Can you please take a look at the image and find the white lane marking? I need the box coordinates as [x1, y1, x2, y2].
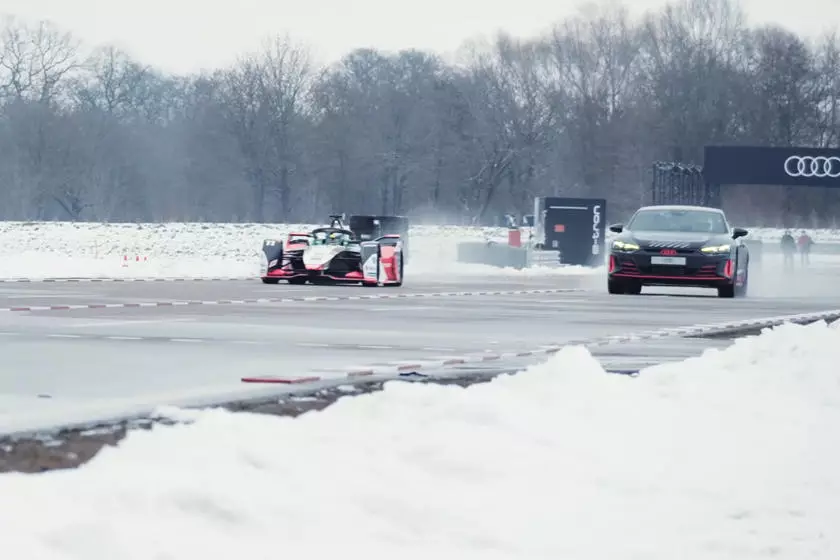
[366, 306, 442, 312]
[105, 336, 142, 341]
[253, 288, 318, 293]
[66, 318, 198, 328]
[0, 332, 19, 336]
[357, 345, 393, 350]
[47, 334, 82, 338]
[522, 298, 591, 304]
[170, 338, 203, 343]
[4, 294, 88, 299]
[421, 347, 457, 352]
[230, 340, 262, 345]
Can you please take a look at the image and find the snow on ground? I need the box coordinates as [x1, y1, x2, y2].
[0, 221, 601, 279]
[0, 220, 838, 280]
[745, 227, 840, 243]
[2, 320, 838, 559]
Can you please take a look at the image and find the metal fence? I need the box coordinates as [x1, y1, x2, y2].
[650, 161, 721, 207]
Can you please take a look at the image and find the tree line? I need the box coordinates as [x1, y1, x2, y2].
[0, 0, 838, 227]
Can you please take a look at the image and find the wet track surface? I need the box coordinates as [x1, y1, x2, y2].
[0, 261, 837, 431]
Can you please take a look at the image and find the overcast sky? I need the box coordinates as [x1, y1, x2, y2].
[0, 0, 836, 74]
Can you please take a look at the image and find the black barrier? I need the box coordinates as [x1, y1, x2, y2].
[457, 242, 528, 269]
[348, 215, 410, 258]
[349, 215, 409, 240]
[533, 197, 606, 266]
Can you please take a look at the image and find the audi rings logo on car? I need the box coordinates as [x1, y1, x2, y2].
[784, 156, 840, 178]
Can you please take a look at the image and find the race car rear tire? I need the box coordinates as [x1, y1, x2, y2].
[389, 253, 404, 287]
[261, 278, 280, 284]
[288, 277, 307, 285]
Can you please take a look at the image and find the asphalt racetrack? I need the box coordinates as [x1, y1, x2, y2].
[0, 259, 836, 432]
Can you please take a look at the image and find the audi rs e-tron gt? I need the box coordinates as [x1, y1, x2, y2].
[260, 215, 404, 286]
[607, 205, 749, 298]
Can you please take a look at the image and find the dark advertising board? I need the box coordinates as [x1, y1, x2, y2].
[533, 197, 606, 266]
[704, 145, 840, 188]
[348, 215, 410, 258]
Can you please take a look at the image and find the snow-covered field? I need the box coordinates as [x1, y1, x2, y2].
[0, 221, 837, 280]
[2, 320, 838, 558]
[743, 227, 840, 243]
[0, 221, 601, 279]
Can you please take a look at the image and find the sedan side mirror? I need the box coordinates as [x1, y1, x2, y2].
[609, 223, 624, 233]
[732, 227, 748, 239]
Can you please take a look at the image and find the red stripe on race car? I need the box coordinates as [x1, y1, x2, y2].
[380, 246, 395, 259]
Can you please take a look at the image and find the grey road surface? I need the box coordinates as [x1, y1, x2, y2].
[0, 265, 836, 431]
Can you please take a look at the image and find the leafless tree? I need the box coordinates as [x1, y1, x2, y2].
[0, 0, 838, 226]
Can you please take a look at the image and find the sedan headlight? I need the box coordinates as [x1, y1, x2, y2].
[612, 240, 640, 251]
[700, 244, 731, 254]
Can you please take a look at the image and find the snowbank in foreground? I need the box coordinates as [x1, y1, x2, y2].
[2, 321, 839, 559]
[0, 221, 602, 279]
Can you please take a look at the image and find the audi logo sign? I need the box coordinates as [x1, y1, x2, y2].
[784, 156, 840, 178]
[659, 249, 677, 256]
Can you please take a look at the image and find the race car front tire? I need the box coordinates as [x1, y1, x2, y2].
[261, 277, 280, 284]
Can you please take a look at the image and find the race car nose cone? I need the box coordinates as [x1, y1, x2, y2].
[302, 246, 340, 269]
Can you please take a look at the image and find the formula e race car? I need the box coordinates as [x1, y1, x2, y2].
[260, 215, 404, 286]
[607, 205, 750, 298]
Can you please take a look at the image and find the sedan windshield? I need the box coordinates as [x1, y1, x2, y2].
[628, 209, 728, 233]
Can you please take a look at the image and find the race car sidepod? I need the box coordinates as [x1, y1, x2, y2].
[361, 235, 403, 287]
[350, 215, 409, 262]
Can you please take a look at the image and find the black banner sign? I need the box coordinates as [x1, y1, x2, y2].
[704, 145, 840, 187]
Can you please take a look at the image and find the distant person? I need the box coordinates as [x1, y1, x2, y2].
[780, 230, 795, 270]
[797, 230, 814, 266]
